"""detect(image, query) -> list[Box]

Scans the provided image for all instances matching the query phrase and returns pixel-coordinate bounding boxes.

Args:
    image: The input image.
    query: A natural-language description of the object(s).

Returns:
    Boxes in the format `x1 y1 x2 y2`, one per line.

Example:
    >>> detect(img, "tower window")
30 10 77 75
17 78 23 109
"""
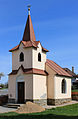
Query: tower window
62 79 66 93
19 52 24 62
38 53 41 62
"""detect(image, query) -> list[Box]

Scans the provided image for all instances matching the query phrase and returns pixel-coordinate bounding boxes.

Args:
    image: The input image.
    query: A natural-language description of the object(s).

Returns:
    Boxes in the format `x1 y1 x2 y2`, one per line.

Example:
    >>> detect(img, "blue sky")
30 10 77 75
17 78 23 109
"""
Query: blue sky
0 0 78 83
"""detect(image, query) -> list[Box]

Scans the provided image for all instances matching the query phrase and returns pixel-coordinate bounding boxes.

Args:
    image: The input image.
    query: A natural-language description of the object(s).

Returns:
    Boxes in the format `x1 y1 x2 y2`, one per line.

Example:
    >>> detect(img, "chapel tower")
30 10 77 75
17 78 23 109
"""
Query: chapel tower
8 7 48 104
9 6 48 71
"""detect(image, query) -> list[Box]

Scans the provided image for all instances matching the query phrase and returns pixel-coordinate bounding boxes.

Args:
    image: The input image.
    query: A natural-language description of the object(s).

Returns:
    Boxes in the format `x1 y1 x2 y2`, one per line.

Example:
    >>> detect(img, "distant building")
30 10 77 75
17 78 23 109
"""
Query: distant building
63 67 78 84
8 8 72 105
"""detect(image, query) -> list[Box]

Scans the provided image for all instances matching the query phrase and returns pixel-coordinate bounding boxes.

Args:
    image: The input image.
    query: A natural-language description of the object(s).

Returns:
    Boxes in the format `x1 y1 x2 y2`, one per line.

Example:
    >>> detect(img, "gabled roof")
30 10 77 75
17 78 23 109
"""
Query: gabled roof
63 68 78 78
9 65 48 76
9 14 48 52
46 59 72 77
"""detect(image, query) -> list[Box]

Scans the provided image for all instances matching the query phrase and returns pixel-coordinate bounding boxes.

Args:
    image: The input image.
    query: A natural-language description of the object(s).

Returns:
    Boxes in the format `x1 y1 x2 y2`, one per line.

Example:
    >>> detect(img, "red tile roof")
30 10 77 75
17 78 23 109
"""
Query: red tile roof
46 59 72 77
9 65 48 76
9 41 48 52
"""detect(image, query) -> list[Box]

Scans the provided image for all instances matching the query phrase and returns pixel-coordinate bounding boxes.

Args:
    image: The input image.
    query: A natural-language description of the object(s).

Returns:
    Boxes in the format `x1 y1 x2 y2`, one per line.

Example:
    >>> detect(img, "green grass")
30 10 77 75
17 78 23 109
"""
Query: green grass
72 90 78 92
0 103 78 119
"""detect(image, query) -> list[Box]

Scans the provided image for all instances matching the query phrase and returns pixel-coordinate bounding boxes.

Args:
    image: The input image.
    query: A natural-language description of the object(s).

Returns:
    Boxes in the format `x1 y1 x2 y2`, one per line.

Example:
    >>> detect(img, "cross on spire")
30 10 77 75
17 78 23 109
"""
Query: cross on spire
22 5 36 41
27 5 31 15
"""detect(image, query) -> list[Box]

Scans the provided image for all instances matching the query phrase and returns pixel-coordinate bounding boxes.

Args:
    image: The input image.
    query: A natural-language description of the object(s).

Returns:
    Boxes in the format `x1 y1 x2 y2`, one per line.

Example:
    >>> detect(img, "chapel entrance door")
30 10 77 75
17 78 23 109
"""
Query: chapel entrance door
18 82 25 103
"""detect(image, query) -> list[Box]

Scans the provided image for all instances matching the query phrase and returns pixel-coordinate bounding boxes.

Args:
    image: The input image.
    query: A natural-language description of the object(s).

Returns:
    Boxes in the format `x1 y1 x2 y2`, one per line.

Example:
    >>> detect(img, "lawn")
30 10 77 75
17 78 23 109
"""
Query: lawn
0 103 78 119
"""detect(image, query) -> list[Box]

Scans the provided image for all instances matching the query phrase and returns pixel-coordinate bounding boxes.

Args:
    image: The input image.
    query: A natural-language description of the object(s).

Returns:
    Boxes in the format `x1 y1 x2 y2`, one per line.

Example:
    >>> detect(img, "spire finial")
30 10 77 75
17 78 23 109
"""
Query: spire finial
27 5 31 15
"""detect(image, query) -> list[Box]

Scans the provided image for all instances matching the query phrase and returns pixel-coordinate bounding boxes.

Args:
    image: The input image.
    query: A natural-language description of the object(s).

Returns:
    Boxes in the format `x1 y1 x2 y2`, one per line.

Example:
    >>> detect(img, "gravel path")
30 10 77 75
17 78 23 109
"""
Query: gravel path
0 106 17 113
0 101 78 113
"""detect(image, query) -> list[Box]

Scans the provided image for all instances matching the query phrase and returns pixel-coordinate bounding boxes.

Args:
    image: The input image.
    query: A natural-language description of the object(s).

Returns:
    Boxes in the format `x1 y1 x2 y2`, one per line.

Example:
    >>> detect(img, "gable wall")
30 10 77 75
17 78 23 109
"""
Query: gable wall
8 70 47 102
8 68 33 102
12 43 47 71
12 43 32 70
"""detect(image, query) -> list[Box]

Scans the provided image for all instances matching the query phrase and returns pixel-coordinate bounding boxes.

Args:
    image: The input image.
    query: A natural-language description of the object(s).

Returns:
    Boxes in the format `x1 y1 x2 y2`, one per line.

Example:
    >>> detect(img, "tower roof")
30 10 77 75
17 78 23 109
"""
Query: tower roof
9 7 48 52
22 15 36 42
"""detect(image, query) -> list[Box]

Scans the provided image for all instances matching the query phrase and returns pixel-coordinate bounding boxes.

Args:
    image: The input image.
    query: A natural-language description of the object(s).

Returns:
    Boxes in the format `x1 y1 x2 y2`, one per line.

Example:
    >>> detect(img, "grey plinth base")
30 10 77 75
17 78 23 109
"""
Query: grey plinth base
25 99 47 106
47 98 71 105
33 99 47 106
8 98 71 106
8 99 16 103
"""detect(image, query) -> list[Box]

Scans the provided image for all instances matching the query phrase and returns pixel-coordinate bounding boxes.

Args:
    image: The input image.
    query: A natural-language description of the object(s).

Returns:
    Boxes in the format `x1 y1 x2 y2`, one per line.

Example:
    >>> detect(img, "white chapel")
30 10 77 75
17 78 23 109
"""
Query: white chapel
8 8 72 105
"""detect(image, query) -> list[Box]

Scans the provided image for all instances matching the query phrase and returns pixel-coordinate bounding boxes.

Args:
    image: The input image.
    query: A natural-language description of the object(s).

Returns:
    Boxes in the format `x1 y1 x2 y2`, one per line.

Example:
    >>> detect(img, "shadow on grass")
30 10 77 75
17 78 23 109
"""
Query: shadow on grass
0 113 78 119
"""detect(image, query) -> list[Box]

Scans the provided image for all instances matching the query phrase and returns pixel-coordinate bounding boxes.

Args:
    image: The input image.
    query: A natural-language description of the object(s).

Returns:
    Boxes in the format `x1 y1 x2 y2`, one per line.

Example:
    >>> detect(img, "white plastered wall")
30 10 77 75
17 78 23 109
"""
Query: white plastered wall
46 64 71 100
32 43 46 70
12 42 46 71
9 71 47 101
12 43 32 70
8 75 16 99
33 74 47 100
8 68 33 102
54 75 71 99
9 42 47 102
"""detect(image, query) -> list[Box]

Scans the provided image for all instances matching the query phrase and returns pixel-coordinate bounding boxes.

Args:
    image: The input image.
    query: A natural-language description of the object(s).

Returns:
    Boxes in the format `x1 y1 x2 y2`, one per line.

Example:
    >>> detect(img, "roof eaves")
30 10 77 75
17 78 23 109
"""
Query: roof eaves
42 47 49 52
56 74 73 78
9 45 19 52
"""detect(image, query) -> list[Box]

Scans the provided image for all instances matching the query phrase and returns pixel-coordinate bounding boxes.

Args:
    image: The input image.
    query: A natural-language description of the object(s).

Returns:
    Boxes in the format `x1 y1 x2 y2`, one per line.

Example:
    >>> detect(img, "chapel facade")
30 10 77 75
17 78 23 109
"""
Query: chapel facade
8 8 72 105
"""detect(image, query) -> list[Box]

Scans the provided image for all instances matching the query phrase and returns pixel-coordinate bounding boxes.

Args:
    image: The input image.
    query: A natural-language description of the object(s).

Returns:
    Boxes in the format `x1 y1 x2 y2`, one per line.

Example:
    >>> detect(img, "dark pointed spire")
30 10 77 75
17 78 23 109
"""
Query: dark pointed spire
22 6 36 42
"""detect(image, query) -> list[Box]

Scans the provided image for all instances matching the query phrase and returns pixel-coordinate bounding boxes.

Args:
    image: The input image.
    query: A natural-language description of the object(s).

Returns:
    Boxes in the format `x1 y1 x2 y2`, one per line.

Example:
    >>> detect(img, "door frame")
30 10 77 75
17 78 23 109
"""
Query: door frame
16 75 25 103
17 82 25 103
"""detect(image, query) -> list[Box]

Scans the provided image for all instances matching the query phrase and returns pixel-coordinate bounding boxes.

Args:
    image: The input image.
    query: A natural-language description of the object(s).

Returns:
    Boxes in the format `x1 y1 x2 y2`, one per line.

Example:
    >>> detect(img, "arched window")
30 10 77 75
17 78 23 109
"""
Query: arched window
38 53 41 62
62 79 66 93
19 52 24 62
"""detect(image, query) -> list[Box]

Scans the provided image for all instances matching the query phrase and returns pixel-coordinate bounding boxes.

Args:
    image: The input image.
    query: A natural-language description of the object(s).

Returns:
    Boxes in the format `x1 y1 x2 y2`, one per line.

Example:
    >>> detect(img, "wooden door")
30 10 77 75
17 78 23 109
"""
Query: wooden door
18 82 25 103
